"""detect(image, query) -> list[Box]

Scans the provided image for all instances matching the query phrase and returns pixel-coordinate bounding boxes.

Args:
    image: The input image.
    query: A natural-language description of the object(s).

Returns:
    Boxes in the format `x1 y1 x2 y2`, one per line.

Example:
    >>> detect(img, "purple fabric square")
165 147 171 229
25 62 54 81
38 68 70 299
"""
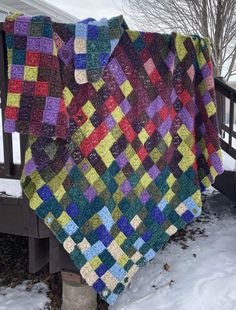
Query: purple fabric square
40 37 53 54
14 20 29 36
158 116 171 137
58 37 74 65
11 65 24 80
108 58 126 85
179 107 193 132
43 110 57 125
139 190 150 204
151 207 166 224
120 180 132 196
84 186 97 202
105 115 116 130
165 51 175 70
116 152 128 168
4 119 15 133
25 159 37 176
27 37 41 52
66 203 80 218
146 96 164 118
120 99 131 115
148 165 160 180
45 97 60 112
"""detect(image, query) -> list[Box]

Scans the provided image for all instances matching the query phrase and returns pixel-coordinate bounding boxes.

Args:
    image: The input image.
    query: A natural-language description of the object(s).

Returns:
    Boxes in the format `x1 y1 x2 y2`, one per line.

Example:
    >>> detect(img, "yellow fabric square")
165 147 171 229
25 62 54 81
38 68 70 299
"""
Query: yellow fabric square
164 132 172 147
29 192 43 210
80 120 94 137
130 154 142 171
89 256 102 269
191 190 202 207
78 238 91 252
177 124 190 141
120 80 133 97
92 78 104 91
82 100 95 118
115 232 126 245
57 211 71 226
72 129 84 145
63 236 76 254
54 185 66 201
164 189 175 202
30 170 45 189
111 106 124 123
85 168 99 185
140 172 152 188
130 215 142 229
206 101 216 117
138 128 149 144
24 66 38 81
7 93 20 107
166 173 176 187
118 254 129 267
63 87 73 107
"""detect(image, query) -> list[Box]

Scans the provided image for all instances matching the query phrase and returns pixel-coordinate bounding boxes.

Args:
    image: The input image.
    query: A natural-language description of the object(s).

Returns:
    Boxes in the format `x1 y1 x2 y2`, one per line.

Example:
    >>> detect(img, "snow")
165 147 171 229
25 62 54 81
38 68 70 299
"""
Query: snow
111 193 236 310
0 281 50 310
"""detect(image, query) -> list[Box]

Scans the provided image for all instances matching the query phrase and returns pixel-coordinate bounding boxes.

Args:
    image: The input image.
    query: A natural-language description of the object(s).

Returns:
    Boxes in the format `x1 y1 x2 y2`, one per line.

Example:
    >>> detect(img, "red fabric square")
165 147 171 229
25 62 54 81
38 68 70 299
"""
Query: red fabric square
145 120 156 136
35 82 49 96
179 90 191 105
105 96 117 112
149 69 161 84
8 80 23 93
5 106 19 120
119 118 136 142
137 146 148 161
26 51 40 66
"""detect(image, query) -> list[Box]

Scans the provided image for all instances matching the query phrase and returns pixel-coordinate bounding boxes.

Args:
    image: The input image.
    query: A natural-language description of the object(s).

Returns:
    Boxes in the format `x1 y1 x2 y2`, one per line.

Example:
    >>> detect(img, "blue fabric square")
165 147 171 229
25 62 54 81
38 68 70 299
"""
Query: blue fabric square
133 237 145 250
37 185 52 201
181 210 194 223
74 54 87 69
83 246 96 260
106 292 118 305
98 206 114 231
87 24 99 40
96 225 113 246
75 23 88 38
144 249 156 261
110 263 126 281
66 203 79 218
151 207 166 224
99 52 110 67
96 263 107 277
142 230 152 242
92 240 106 255
64 221 78 235
158 198 168 211
93 278 105 292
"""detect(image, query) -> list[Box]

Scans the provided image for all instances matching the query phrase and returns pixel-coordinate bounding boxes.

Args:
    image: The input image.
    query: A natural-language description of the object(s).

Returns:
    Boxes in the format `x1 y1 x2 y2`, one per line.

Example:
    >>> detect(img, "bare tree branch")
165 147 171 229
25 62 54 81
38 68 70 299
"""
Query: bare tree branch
124 0 236 80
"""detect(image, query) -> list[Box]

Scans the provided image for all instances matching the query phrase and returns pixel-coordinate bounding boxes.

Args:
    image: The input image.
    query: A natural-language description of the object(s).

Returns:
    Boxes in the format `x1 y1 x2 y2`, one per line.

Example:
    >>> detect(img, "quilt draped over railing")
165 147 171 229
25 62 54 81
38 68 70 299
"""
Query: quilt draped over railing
3 14 223 305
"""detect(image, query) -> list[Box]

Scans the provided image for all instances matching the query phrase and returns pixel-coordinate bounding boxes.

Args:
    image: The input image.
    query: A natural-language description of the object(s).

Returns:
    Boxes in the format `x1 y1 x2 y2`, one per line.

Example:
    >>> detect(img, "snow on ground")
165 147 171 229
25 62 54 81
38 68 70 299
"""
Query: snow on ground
0 281 50 310
111 193 236 310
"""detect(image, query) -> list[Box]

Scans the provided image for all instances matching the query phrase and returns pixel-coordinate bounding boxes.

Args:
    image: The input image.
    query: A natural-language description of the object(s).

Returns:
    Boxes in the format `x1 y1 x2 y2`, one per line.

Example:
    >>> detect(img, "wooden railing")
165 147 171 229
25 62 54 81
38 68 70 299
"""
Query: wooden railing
215 77 236 160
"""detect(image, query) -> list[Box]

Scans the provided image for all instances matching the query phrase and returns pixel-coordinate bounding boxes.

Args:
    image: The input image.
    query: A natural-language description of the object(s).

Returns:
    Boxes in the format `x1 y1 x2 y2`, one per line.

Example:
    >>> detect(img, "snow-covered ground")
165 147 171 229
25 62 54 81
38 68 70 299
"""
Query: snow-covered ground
111 192 236 310
0 281 50 310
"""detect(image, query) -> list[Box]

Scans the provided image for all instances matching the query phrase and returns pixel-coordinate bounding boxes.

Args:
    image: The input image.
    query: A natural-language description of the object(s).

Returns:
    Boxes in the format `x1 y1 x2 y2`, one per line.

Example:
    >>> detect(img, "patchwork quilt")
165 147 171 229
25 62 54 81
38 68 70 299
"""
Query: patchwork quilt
4 14 223 305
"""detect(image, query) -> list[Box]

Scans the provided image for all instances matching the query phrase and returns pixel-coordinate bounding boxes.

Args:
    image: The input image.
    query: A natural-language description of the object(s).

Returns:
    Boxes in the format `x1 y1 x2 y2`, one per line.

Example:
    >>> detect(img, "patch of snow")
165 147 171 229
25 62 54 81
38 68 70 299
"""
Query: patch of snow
111 194 236 310
0 178 22 198
0 281 50 310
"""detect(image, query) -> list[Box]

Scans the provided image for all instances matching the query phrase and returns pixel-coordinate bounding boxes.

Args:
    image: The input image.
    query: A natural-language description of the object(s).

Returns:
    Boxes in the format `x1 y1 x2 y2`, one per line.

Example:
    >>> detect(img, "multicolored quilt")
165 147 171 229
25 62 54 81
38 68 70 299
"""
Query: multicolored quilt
4 14 223 305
